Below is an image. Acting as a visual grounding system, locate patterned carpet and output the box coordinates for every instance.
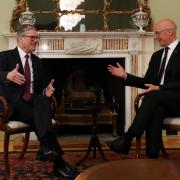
[0,149,180,179]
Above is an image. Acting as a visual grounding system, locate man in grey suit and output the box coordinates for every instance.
[107,19,180,158]
[0,25,77,178]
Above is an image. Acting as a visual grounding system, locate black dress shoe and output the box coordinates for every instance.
[35,148,58,162]
[107,135,132,155]
[54,162,78,179]
[35,149,47,161]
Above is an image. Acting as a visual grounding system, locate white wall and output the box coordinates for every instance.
[150,0,180,49]
[0,0,15,51]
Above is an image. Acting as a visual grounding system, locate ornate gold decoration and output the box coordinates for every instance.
[10,0,152,32]
[10,0,26,32]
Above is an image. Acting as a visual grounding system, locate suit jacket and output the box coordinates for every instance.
[125,42,180,91]
[0,47,48,116]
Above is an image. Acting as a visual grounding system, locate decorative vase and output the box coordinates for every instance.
[131,7,149,32]
[19,7,36,25]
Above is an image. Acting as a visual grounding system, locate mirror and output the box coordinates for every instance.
[10,0,152,32]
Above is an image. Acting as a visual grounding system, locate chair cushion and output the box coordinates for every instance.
[7,119,56,129]
[52,119,56,124]
[163,117,180,125]
[7,121,30,129]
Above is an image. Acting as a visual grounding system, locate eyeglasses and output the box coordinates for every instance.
[154,29,171,37]
[23,35,40,40]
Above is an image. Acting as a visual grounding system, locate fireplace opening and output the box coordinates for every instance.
[42,58,125,135]
[64,69,99,111]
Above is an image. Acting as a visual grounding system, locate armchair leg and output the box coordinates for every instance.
[112,117,117,137]
[4,132,10,179]
[161,137,168,158]
[136,137,141,159]
[19,132,30,159]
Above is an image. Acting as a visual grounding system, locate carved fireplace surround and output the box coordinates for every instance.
[4,31,154,131]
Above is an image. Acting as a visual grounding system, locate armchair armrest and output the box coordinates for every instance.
[50,96,57,118]
[134,92,147,112]
[0,96,9,124]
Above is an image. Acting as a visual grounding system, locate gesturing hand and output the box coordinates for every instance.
[45,79,55,97]
[6,64,25,85]
[107,62,127,79]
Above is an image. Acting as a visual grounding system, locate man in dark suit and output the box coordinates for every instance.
[0,25,77,178]
[107,19,180,158]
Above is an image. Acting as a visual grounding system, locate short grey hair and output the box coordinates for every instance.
[17,24,37,38]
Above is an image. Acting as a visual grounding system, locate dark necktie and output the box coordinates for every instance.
[22,54,31,101]
[157,47,169,84]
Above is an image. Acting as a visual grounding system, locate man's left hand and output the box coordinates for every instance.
[45,79,55,97]
[143,84,160,94]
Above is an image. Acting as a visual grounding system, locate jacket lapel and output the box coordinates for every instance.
[13,48,24,74]
[164,42,180,77]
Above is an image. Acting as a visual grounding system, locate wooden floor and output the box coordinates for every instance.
[0,135,180,153]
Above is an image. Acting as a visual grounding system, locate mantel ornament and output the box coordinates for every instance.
[19,0,36,25]
[19,7,36,25]
[131,6,149,32]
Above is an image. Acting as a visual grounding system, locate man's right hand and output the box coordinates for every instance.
[6,64,25,85]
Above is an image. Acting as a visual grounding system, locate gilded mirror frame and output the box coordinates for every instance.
[10,0,152,32]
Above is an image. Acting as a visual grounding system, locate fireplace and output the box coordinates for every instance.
[43,58,125,134]
[4,31,155,133]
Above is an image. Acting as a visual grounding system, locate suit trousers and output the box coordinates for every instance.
[10,94,63,155]
[129,90,180,155]
[11,94,52,138]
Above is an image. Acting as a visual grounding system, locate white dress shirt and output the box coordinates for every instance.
[17,47,34,93]
[160,39,179,85]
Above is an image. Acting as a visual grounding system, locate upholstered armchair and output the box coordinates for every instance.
[0,96,59,178]
[134,93,180,158]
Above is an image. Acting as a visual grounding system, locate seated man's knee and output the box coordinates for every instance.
[34,94,50,104]
[144,91,160,102]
